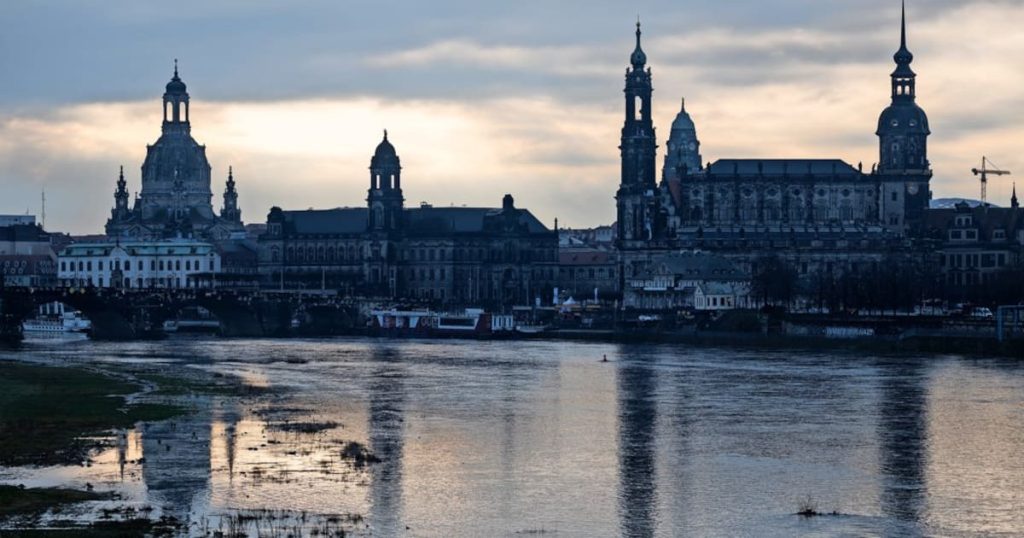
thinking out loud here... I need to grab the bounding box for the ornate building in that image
[258,134,558,306]
[106,62,244,241]
[616,9,931,280]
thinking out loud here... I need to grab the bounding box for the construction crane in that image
[971,156,1010,207]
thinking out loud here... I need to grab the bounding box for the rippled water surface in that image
[3,337,1024,537]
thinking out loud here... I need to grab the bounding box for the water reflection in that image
[877,358,929,526]
[5,339,1024,537]
[617,347,659,537]
[367,345,406,536]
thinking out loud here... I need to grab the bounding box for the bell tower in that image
[616,20,659,248]
[367,130,404,232]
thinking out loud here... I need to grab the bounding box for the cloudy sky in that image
[1,0,1022,233]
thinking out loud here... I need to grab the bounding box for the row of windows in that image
[60,276,198,288]
[273,245,557,264]
[942,252,1007,269]
[60,259,214,272]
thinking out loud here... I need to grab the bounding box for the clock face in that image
[907,183,919,195]
[688,142,696,150]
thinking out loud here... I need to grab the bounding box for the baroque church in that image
[258,133,559,305]
[616,7,931,276]
[106,63,244,241]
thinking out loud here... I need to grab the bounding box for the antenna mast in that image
[41,189,46,229]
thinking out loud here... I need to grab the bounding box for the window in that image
[60,261,66,271]
[98,261,104,271]
[891,191,898,202]
[87,261,93,271]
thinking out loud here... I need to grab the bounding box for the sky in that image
[1,0,1022,233]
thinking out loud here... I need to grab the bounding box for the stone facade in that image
[106,63,244,241]
[58,240,221,289]
[258,134,558,306]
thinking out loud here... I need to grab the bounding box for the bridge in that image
[0,286,360,342]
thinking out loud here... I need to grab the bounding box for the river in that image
[2,336,1023,537]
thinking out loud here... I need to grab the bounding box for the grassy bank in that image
[0,361,184,467]
[0,485,107,517]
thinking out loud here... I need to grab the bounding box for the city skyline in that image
[1,0,1022,234]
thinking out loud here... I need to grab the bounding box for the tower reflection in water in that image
[617,348,659,537]
[877,357,928,524]
[366,345,407,535]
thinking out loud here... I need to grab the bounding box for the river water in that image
[2,337,1023,537]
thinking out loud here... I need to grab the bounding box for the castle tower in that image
[367,130,404,232]
[616,21,660,247]
[877,3,932,232]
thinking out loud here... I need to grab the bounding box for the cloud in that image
[1,0,1023,230]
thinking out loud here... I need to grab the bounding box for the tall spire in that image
[1012,183,1019,209]
[174,58,179,78]
[900,1,907,50]
[630,18,647,68]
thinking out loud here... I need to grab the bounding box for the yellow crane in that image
[971,156,1010,206]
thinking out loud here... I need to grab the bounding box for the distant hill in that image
[930,198,995,209]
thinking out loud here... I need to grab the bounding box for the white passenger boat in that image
[22,303,91,334]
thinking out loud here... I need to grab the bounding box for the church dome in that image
[876,102,930,136]
[670,99,696,131]
[374,130,396,158]
[370,130,400,169]
[165,61,187,95]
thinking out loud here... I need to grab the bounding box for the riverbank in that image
[0,361,185,467]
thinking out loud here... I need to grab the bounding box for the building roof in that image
[406,206,550,235]
[275,204,552,237]
[921,206,1024,242]
[559,249,614,265]
[283,208,368,235]
[60,241,217,257]
[707,159,863,179]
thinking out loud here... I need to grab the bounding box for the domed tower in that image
[137,61,215,225]
[616,20,660,247]
[662,98,703,183]
[367,130,404,232]
[876,3,932,232]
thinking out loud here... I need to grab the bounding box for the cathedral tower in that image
[616,21,660,247]
[876,3,932,231]
[367,130,404,232]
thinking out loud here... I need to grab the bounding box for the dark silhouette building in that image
[258,133,558,306]
[615,10,932,282]
[106,62,244,241]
